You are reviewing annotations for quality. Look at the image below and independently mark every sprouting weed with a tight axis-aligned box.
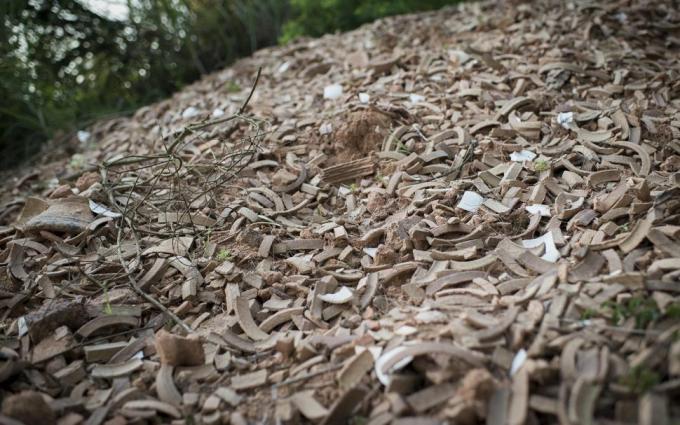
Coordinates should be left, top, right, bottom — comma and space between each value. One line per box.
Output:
226, 81, 241, 93
100, 282, 113, 315
665, 302, 680, 320
216, 248, 232, 261
349, 416, 368, 425
395, 140, 410, 154
620, 366, 660, 394
69, 153, 86, 170
202, 229, 213, 257
580, 308, 597, 320
603, 296, 660, 329
534, 159, 549, 172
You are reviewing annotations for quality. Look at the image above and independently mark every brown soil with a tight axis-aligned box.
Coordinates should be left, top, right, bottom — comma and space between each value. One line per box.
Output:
332, 109, 392, 163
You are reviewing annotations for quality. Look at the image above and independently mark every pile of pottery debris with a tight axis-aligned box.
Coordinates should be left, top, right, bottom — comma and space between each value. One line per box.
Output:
2, 0, 680, 424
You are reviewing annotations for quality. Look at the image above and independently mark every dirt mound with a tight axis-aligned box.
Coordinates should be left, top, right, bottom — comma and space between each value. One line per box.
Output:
1, 0, 680, 424
333, 109, 392, 161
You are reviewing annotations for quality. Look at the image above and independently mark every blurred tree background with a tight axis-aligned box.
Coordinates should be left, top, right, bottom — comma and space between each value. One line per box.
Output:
1, 0, 457, 169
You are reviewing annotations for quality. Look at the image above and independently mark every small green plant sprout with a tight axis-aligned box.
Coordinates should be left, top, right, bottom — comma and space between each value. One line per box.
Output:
226, 81, 241, 93
395, 140, 410, 154
533, 159, 550, 172
93, 278, 113, 314
349, 182, 358, 193
665, 302, 680, 320
202, 229, 214, 257
618, 223, 630, 233
216, 248, 232, 262
102, 286, 113, 315
580, 308, 597, 320
620, 366, 661, 394
349, 416, 369, 425
69, 153, 86, 170
603, 296, 660, 329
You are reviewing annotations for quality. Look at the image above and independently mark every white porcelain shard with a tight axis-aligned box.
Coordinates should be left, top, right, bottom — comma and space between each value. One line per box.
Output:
457, 191, 485, 213
525, 204, 551, 217
323, 84, 343, 100
510, 150, 537, 162
522, 231, 560, 262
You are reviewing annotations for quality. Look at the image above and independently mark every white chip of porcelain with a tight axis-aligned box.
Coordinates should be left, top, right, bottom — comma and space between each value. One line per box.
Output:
18, 316, 28, 337
510, 150, 537, 162
375, 346, 414, 386
182, 106, 199, 119
77, 130, 91, 143
277, 61, 290, 73
557, 111, 574, 129
457, 191, 485, 213
525, 204, 551, 217
323, 84, 343, 100
318, 286, 353, 304
522, 231, 560, 262
395, 325, 418, 336
89, 200, 122, 218
510, 348, 527, 376
319, 122, 333, 135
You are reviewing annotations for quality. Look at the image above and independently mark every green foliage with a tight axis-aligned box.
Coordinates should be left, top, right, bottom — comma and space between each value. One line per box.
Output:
1, 0, 458, 169
620, 366, 661, 394
280, 0, 459, 43
226, 81, 242, 93
603, 296, 661, 329
666, 302, 680, 320
579, 308, 597, 320
533, 159, 550, 172
216, 248, 232, 261
349, 416, 369, 425
103, 291, 113, 315
395, 140, 410, 154
1, 0, 288, 169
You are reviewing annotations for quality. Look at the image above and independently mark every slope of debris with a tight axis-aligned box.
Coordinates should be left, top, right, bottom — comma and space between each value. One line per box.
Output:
2, 1, 680, 424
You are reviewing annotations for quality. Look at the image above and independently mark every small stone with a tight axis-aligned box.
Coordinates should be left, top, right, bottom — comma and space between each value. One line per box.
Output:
275, 335, 295, 361
236, 228, 263, 248
271, 169, 297, 187
365, 320, 380, 331
155, 329, 205, 366
75, 171, 101, 192
2, 391, 56, 425
261, 271, 283, 285
202, 394, 221, 412
366, 192, 386, 213
80, 182, 106, 202
49, 184, 73, 199
374, 244, 397, 266
341, 314, 362, 329
457, 368, 496, 409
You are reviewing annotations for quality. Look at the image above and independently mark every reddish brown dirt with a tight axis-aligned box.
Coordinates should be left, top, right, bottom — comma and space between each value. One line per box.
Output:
332, 109, 392, 162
